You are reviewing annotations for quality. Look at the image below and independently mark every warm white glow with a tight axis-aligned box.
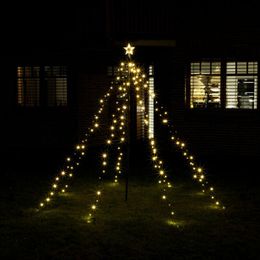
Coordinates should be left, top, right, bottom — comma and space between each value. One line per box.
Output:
124, 43, 135, 57
148, 68, 155, 139
163, 119, 168, 124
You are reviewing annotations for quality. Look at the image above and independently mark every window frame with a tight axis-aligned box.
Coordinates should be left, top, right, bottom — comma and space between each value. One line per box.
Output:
226, 61, 258, 110
189, 61, 222, 109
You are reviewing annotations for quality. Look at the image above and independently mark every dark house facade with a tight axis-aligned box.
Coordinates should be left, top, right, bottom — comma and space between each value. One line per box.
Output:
2, 2, 260, 171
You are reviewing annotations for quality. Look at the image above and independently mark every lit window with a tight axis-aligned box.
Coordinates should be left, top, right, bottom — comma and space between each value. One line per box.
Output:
190, 62, 221, 108
226, 62, 258, 109
17, 66, 68, 107
148, 65, 154, 139
17, 66, 40, 106
44, 66, 68, 106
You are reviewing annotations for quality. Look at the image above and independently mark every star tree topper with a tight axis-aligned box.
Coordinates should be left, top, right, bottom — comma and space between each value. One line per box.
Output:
124, 43, 135, 58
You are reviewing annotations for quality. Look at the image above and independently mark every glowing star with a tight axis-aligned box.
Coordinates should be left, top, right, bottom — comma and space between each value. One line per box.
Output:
124, 43, 135, 57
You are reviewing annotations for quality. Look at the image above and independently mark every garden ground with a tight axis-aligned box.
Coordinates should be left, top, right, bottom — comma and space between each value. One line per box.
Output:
0, 148, 259, 259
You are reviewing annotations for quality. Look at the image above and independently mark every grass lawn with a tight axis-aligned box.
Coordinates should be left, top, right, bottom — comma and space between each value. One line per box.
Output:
0, 150, 259, 259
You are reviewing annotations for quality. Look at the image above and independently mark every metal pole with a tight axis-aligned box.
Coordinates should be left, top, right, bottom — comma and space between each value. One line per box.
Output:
125, 58, 131, 202
124, 47, 137, 202
125, 87, 130, 202
125, 57, 137, 201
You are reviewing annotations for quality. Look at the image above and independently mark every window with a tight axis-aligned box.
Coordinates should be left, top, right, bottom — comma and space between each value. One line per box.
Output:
190, 62, 221, 108
17, 66, 40, 106
17, 65, 68, 107
148, 65, 154, 139
226, 62, 258, 109
44, 66, 68, 106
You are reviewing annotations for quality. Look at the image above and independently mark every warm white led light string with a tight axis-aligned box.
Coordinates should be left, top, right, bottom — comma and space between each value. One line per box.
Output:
86, 63, 131, 222
130, 57, 177, 224
37, 86, 114, 210
154, 101, 225, 210
37, 43, 225, 230
85, 56, 170, 222
148, 138, 176, 222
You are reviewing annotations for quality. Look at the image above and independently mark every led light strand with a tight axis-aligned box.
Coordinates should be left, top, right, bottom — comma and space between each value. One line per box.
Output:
86, 67, 131, 222
148, 138, 176, 222
86, 53, 147, 221
86, 104, 119, 223
38, 86, 114, 210
144, 80, 177, 223
154, 101, 225, 210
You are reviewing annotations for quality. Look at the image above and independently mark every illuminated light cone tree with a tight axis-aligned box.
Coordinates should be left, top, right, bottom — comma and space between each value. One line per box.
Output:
37, 43, 225, 225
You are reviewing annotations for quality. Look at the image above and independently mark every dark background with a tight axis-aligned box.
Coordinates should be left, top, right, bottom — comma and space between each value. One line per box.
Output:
1, 1, 260, 179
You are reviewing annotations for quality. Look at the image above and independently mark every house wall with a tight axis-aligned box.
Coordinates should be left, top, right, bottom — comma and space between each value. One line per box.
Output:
2, 2, 260, 175
76, 62, 112, 146
1, 55, 78, 173
156, 50, 260, 163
